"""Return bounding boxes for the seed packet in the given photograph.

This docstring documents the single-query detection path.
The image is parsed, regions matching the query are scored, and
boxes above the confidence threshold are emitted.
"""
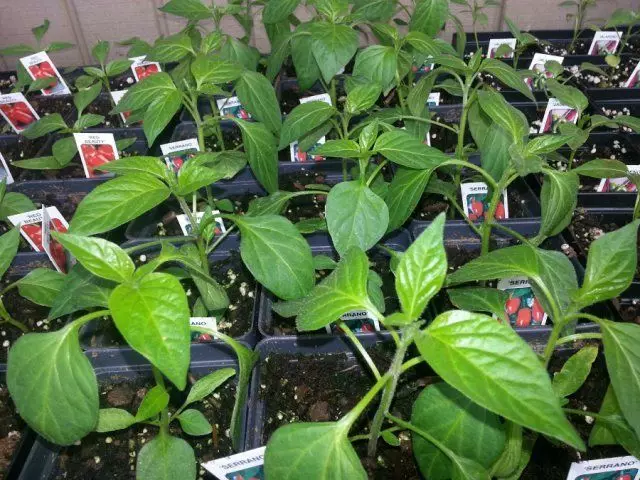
[413,57,435,74]
[160,138,199,172]
[110,90,134,124]
[41,206,67,273]
[488,38,517,59]
[597,165,640,192]
[460,182,509,221]
[0,152,14,185]
[289,137,325,162]
[566,456,640,480]
[497,277,547,327]
[217,96,251,119]
[8,206,69,254]
[299,93,332,105]
[588,31,622,56]
[74,133,120,178]
[625,62,640,88]
[176,211,226,237]
[19,51,70,95]
[326,311,381,334]
[190,317,217,342]
[525,53,564,89]
[427,92,441,107]
[129,56,161,82]
[539,98,579,134]
[203,447,265,480]
[0,93,39,133]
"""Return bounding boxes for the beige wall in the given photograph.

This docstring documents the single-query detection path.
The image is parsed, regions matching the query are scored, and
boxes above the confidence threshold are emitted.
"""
[0,0,638,69]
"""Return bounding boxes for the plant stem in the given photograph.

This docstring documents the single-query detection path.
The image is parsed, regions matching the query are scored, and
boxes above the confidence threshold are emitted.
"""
[177,196,209,274]
[556,332,602,346]
[564,407,607,421]
[349,426,401,442]
[386,413,450,454]
[488,222,534,246]
[206,224,236,254]
[366,160,388,187]
[480,174,512,255]
[399,116,458,134]
[0,300,28,332]
[438,159,498,190]
[338,321,381,380]
[153,367,170,434]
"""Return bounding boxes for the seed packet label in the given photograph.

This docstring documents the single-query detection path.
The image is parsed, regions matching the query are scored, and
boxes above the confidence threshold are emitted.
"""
[190,317,217,341]
[110,90,133,123]
[427,92,441,107]
[460,182,509,221]
[525,53,565,89]
[299,93,332,106]
[588,31,623,56]
[217,96,251,119]
[203,446,265,480]
[497,277,547,327]
[8,206,69,254]
[176,211,226,237]
[20,51,70,96]
[0,92,39,133]
[597,164,640,192]
[0,153,14,185]
[413,56,435,74]
[326,311,381,334]
[41,206,67,273]
[540,98,579,134]
[567,456,640,480]
[290,136,326,162]
[625,62,640,88]
[488,38,517,59]
[74,133,120,178]
[161,138,199,172]
[129,56,161,82]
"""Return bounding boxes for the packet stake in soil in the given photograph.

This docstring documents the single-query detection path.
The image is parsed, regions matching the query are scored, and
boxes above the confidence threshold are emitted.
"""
[525,53,564,89]
[0,92,39,133]
[326,310,381,334]
[487,38,517,59]
[588,31,623,56]
[566,455,640,480]
[497,276,547,327]
[202,446,265,480]
[299,93,332,106]
[73,132,120,178]
[41,205,67,273]
[190,317,217,342]
[217,96,251,119]
[8,206,69,254]
[427,92,441,107]
[413,56,434,74]
[160,138,199,172]
[129,55,161,82]
[20,51,70,95]
[540,98,579,134]
[597,165,640,192]
[460,182,509,221]
[625,62,640,88]
[176,211,226,237]
[111,89,134,123]
[0,152,14,185]
[289,93,332,162]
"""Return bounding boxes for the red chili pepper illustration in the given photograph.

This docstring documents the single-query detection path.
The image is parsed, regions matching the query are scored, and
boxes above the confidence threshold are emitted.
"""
[1,102,36,129]
[81,144,115,177]
[297,151,308,162]
[532,298,545,323]
[21,224,43,250]
[50,218,68,233]
[471,200,484,217]
[136,64,159,81]
[198,333,212,342]
[239,109,250,120]
[505,297,521,315]
[516,308,532,327]
[495,202,506,220]
[360,322,375,332]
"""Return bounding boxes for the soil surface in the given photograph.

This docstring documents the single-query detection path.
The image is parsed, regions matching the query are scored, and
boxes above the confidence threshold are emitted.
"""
[0,382,25,478]
[570,55,638,90]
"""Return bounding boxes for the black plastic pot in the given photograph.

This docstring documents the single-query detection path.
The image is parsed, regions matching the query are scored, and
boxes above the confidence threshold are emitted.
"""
[591,91,640,133]
[17,342,250,480]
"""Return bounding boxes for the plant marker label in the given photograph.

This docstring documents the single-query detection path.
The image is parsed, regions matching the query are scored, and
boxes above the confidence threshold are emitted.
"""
[299,93,332,106]
[190,317,217,342]
[540,98,579,134]
[203,446,265,480]
[488,38,517,59]
[625,62,640,88]
[566,456,640,480]
[460,182,509,221]
[427,92,441,107]
[217,96,251,120]
[525,53,564,89]
[20,51,70,96]
[41,206,67,273]
[110,90,133,123]
[129,56,161,82]
[290,137,326,162]
[0,93,39,133]
[597,165,640,192]
[326,311,381,334]
[497,277,547,327]
[161,138,199,172]
[413,56,434,74]
[8,206,69,254]
[0,152,14,185]
[588,31,622,56]
[74,133,119,178]
[176,211,226,237]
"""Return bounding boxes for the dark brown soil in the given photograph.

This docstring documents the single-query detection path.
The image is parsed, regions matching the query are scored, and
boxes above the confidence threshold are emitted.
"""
[568,210,627,265]
[30,96,75,123]
[2,136,48,161]
[83,96,125,128]
[0,381,25,478]
[572,139,635,191]
[51,371,236,479]
[571,55,638,90]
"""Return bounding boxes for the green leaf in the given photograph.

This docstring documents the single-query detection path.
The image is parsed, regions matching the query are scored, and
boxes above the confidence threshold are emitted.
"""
[246,191,291,216]
[538,170,578,239]
[600,320,640,438]
[74,82,102,114]
[113,72,177,113]
[345,84,381,115]
[234,214,314,300]
[75,114,105,130]
[236,70,281,134]
[98,155,170,180]
[385,167,432,232]
[296,247,375,331]
[309,22,359,83]
[526,135,572,155]
[22,113,67,139]
[0,44,36,56]
[481,58,535,101]
[105,59,132,77]
[588,385,640,456]
[50,137,77,167]
[70,174,171,236]
[109,273,190,389]
[546,79,588,114]
[159,0,212,20]
[416,311,585,450]
[477,89,528,141]
[175,157,228,196]
[291,24,321,91]
[295,217,327,233]
[185,368,235,406]
[137,433,196,480]
[32,19,50,42]
[177,409,211,436]
[53,232,134,283]
[232,119,278,193]
[16,268,65,307]
[49,264,112,319]
[326,181,389,256]
[279,101,336,149]
[0,228,20,278]
[221,36,260,71]
[573,159,628,178]
[411,0,448,35]
[573,221,640,307]
[412,383,505,480]
[468,102,511,182]
[263,0,300,23]
[374,130,449,169]
[136,385,170,421]
[7,322,98,445]
[396,213,446,320]
[191,55,242,90]
[553,346,599,398]
[266,31,291,82]
[353,45,397,91]
[96,408,136,432]
[148,33,194,62]
[0,193,36,219]
[313,139,361,158]
[143,89,182,145]
[448,287,509,323]
[265,421,365,479]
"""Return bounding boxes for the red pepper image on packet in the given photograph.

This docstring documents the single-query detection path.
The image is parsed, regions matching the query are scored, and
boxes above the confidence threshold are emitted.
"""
[19,51,70,95]
[73,133,120,178]
[497,276,548,327]
[0,93,39,133]
[460,182,510,222]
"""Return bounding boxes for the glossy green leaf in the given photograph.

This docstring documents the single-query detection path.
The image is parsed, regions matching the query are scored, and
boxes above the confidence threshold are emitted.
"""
[345,84,381,114]
[113,73,177,113]
[0,228,19,278]
[136,385,170,421]
[22,113,67,139]
[0,193,36,219]
[220,37,260,71]
[481,58,535,101]
[49,264,112,319]
[353,45,397,91]
[572,159,628,178]
[143,89,182,145]
[148,33,194,62]
[96,408,136,432]
[313,139,361,158]
[538,170,579,239]
[191,55,242,89]
[526,135,573,155]
[232,118,278,193]
[75,113,105,130]
[411,0,448,35]
[447,287,509,324]
[98,156,169,180]
[263,0,300,23]
[385,167,431,233]
[177,409,211,436]
[309,22,359,83]
[236,70,281,134]
[468,102,512,182]
[546,79,588,113]
[477,89,528,141]
[291,24,321,91]
[185,368,235,406]
[553,346,598,398]
[279,101,336,149]
[105,59,132,77]
[374,130,449,169]
[159,0,212,20]
[74,82,102,114]
[137,433,196,480]
[16,268,65,307]
[588,385,640,457]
